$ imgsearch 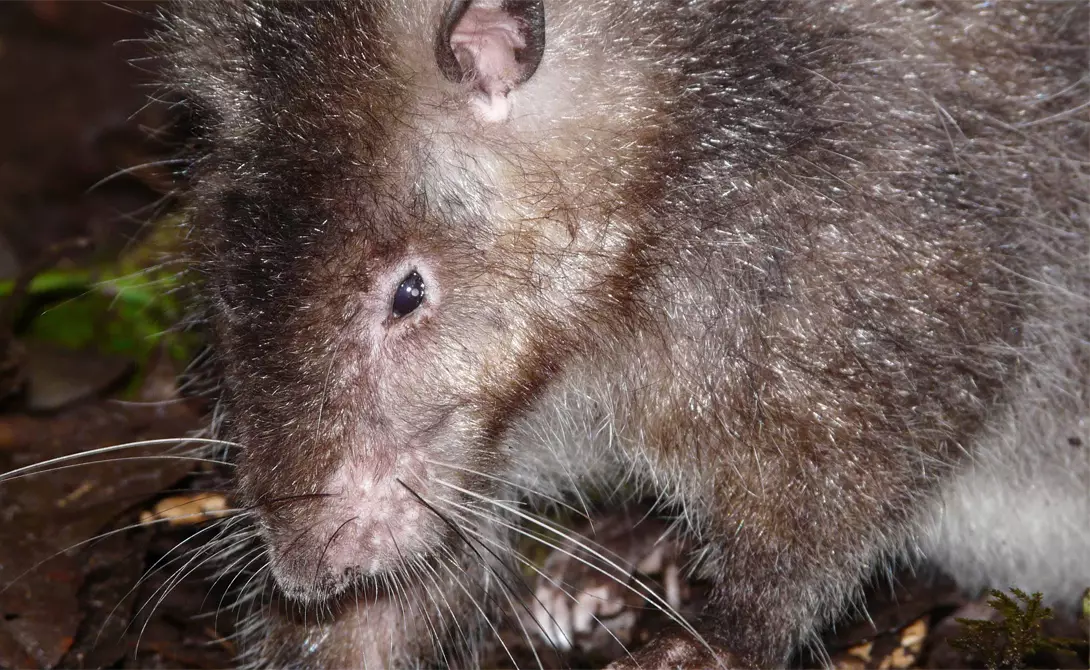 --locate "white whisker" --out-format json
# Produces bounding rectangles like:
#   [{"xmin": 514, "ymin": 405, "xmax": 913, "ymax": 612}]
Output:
[
  {"xmin": 438, "ymin": 499, "xmax": 635, "ymax": 657},
  {"xmin": 0, "ymin": 437, "xmax": 241, "ymax": 483},
  {"xmin": 435, "ymin": 553, "xmax": 520, "ymax": 670},
  {"xmin": 425, "ymin": 458, "xmax": 594, "ymax": 521},
  {"xmin": 0, "ymin": 455, "xmax": 234, "ymax": 484},
  {"xmin": 432, "ymin": 479, "xmax": 714, "ymax": 659}
]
